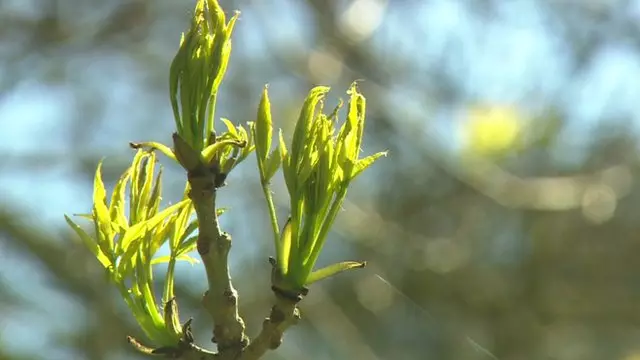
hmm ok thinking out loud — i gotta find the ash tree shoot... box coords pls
[65,0,386,359]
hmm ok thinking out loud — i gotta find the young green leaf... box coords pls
[135,154,155,222]
[305,261,366,285]
[64,215,112,268]
[92,161,115,258]
[201,138,245,164]
[151,254,200,266]
[120,199,191,251]
[177,220,198,246]
[176,235,198,256]
[169,32,188,133]
[171,201,193,250]
[262,149,282,183]
[129,151,146,224]
[346,82,367,159]
[278,218,293,276]
[135,253,167,340]
[350,151,387,180]
[109,167,132,230]
[221,118,238,137]
[279,129,296,195]
[147,167,163,219]
[117,238,142,278]
[255,85,273,163]
[129,142,178,162]
[291,86,330,170]
[211,25,235,92]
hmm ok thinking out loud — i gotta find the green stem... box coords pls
[262,186,281,262]
[118,283,162,344]
[137,253,173,344]
[163,257,177,304]
[300,188,348,282]
[205,92,218,147]
[257,156,281,269]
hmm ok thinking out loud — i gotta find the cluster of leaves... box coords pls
[132,0,251,175]
[254,84,386,291]
[170,0,237,153]
[65,151,212,346]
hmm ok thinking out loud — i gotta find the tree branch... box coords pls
[239,258,305,360]
[240,295,300,360]
[127,334,219,359]
[188,163,248,357]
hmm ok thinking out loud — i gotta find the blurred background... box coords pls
[2,0,640,359]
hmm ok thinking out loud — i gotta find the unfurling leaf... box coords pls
[255,85,273,163]
[305,261,366,285]
[92,160,115,260]
[262,149,282,183]
[278,218,293,276]
[64,215,111,268]
[201,138,245,164]
[129,142,178,162]
[109,167,132,230]
[350,151,387,180]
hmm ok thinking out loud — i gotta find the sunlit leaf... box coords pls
[120,199,191,251]
[278,218,293,276]
[74,213,93,220]
[176,253,200,264]
[130,142,178,162]
[238,123,250,142]
[221,118,238,137]
[177,219,198,245]
[328,98,343,122]
[262,149,282,183]
[109,167,132,230]
[239,123,255,161]
[171,200,194,250]
[350,151,387,180]
[169,31,188,134]
[151,254,200,266]
[118,238,142,277]
[135,252,166,335]
[176,235,197,256]
[346,82,366,159]
[147,167,163,219]
[201,138,245,163]
[279,130,295,195]
[305,261,366,285]
[255,85,273,163]
[129,151,145,224]
[65,215,111,268]
[291,86,329,171]
[137,153,156,220]
[149,212,179,257]
[297,149,319,187]
[92,160,115,258]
